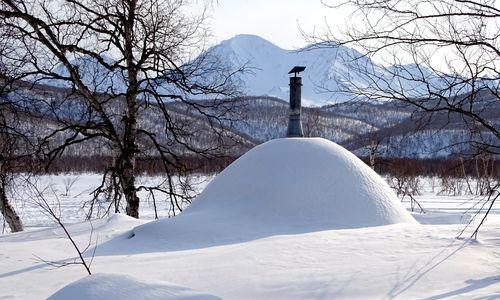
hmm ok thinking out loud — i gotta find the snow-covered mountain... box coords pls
[37,34,454,105]
[207,34,381,105]
[205,34,461,105]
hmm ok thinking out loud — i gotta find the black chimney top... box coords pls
[288,66,306,77]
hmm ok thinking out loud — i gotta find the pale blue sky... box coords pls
[210,0,350,49]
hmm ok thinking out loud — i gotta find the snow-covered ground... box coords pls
[2,174,497,233]
[1,139,499,299]
[1,208,499,299]
[1,173,212,233]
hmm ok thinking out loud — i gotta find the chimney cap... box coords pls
[289,66,306,77]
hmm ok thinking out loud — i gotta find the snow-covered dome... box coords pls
[188,138,415,228]
[111,138,416,253]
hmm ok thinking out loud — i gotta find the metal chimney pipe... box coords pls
[287,67,305,137]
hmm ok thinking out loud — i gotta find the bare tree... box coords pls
[29,181,94,275]
[368,139,379,170]
[308,0,499,233]
[387,159,426,213]
[0,24,33,232]
[308,0,499,153]
[0,110,25,233]
[0,0,243,218]
[62,176,79,197]
[303,107,322,137]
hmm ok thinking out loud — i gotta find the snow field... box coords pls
[1,214,499,299]
[0,138,498,299]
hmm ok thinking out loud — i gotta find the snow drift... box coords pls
[48,273,220,300]
[101,138,416,253]
[185,137,416,227]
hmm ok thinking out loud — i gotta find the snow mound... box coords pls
[48,273,220,300]
[190,137,415,227]
[102,138,416,253]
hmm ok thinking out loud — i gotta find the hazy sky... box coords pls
[210,0,350,49]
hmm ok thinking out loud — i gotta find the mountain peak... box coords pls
[221,34,285,51]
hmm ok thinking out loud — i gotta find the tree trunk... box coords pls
[369,140,378,170]
[120,94,139,218]
[0,178,23,232]
[122,152,139,218]
[122,3,140,218]
[121,82,139,218]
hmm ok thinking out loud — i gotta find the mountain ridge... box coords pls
[37,34,448,106]
[207,34,370,105]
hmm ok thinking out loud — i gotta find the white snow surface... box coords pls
[48,273,220,300]
[103,138,415,253]
[1,212,499,299]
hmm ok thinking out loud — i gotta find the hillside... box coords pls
[5,81,499,162]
